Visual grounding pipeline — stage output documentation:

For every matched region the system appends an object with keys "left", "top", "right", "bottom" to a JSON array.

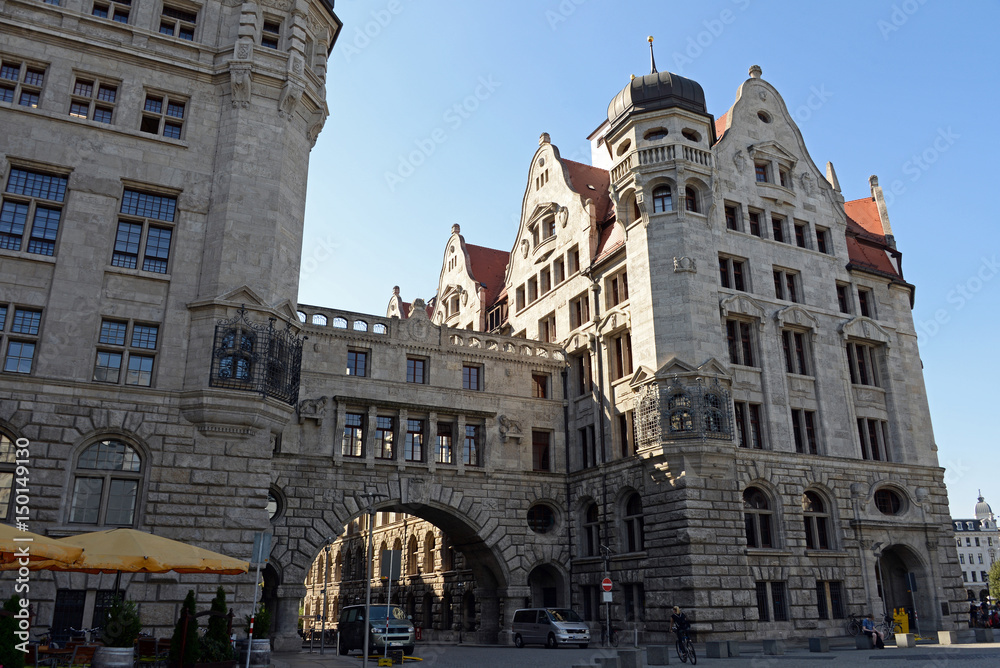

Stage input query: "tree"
[
  {"left": 100, "top": 596, "right": 143, "bottom": 647},
  {"left": 200, "top": 587, "right": 234, "bottom": 662},
  {"left": 989, "top": 560, "right": 1000, "bottom": 603},
  {"left": 169, "top": 590, "right": 200, "bottom": 666}
]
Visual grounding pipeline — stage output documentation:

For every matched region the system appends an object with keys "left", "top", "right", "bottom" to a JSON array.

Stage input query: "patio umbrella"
[{"left": 0, "top": 524, "right": 83, "bottom": 567}]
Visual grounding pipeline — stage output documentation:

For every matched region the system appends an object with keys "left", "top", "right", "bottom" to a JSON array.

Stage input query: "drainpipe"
[{"left": 562, "top": 368, "right": 573, "bottom": 604}]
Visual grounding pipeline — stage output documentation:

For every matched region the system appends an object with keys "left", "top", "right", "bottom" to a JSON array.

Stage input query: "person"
[
  {"left": 861, "top": 613, "right": 884, "bottom": 649},
  {"left": 670, "top": 606, "right": 691, "bottom": 653}
]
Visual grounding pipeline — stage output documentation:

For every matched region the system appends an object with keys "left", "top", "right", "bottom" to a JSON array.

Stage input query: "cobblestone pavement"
[{"left": 275, "top": 640, "right": 1000, "bottom": 668}]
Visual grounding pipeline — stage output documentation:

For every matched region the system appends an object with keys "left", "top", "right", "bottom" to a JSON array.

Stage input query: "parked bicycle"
[
  {"left": 875, "top": 614, "right": 901, "bottom": 642},
  {"left": 69, "top": 626, "right": 102, "bottom": 643},
  {"left": 845, "top": 612, "right": 864, "bottom": 636},
  {"left": 600, "top": 624, "right": 620, "bottom": 647},
  {"left": 672, "top": 625, "right": 697, "bottom": 665}
]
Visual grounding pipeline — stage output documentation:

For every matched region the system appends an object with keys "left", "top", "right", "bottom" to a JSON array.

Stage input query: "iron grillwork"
[
  {"left": 635, "top": 378, "right": 732, "bottom": 448},
  {"left": 209, "top": 307, "right": 303, "bottom": 405}
]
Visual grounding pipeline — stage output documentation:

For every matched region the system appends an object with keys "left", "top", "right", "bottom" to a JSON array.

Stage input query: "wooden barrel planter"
[
  {"left": 236, "top": 639, "right": 271, "bottom": 668},
  {"left": 93, "top": 646, "right": 137, "bottom": 668}
]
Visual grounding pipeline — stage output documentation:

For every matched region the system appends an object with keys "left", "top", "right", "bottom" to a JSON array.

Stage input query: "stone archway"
[
  {"left": 527, "top": 564, "right": 564, "bottom": 608},
  {"left": 876, "top": 544, "right": 930, "bottom": 633}
]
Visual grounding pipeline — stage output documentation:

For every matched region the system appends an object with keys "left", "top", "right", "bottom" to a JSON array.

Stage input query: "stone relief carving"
[
  {"left": 720, "top": 294, "right": 766, "bottom": 328},
  {"left": 307, "top": 112, "right": 326, "bottom": 148},
  {"left": 673, "top": 256, "right": 696, "bottom": 273},
  {"left": 520, "top": 239, "right": 529, "bottom": 258},
  {"left": 732, "top": 149, "right": 746, "bottom": 173},
  {"left": 292, "top": 56, "right": 303, "bottom": 75},
  {"left": 840, "top": 316, "right": 891, "bottom": 344},
  {"left": 461, "top": 290, "right": 468, "bottom": 306},
  {"left": 298, "top": 396, "right": 327, "bottom": 425},
  {"left": 278, "top": 81, "right": 304, "bottom": 119},
  {"left": 236, "top": 41, "right": 252, "bottom": 60},
  {"left": 230, "top": 63, "right": 252, "bottom": 108},
  {"left": 556, "top": 205, "right": 569, "bottom": 228},
  {"left": 799, "top": 172, "right": 814, "bottom": 196},
  {"left": 498, "top": 414, "right": 523, "bottom": 442},
  {"left": 258, "top": 0, "right": 291, "bottom": 10}
]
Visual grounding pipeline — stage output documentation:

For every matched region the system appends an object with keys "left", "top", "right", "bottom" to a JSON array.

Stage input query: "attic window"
[
  {"left": 644, "top": 128, "right": 668, "bottom": 141},
  {"left": 757, "top": 111, "right": 772, "bottom": 123},
  {"left": 616, "top": 139, "right": 631, "bottom": 156},
  {"left": 681, "top": 129, "right": 700, "bottom": 143}
]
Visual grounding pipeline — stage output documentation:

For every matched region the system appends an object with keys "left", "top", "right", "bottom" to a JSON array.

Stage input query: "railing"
[{"left": 611, "top": 142, "right": 713, "bottom": 183}]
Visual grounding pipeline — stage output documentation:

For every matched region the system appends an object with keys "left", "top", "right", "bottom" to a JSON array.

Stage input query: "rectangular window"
[
  {"left": 857, "top": 417, "right": 890, "bottom": 461},
  {"left": 538, "top": 312, "right": 556, "bottom": 343},
  {"left": 462, "top": 364, "right": 481, "bottom": 390},
  {"left": 781, "top": 330, "right": 810, "bottom": 375},
  {"left": 160, "top": 5, "right": 197, "bottom": 40},
  {"left": 532, "top": 430, "right": 550, "bottom": 471},
  {"left": 515, "top": 285, "right": 525, "bottom": 311},
  {"left": 531, "top": 373, "right": 549, "bottom": 399},
  {"left": 779, "top": 169, "right": 790, "bottom": 188},
  {"left": 553, "top": 257, "right": 565, "bottom": 284},
  {"left": 570, "top": 293, "right": 590, "bottom": 330},
  {"left": 858, "top": 287, "right": 875, "bottom": 319},
  {"left": 1, "top": 167, "right": 68, "bottom": 256},
  {"left": 2, "top": 307, "right": 42, "bottom": 374},
  {"left": 836, "top": 283, "right": 852, "bottom": 314},
  {"left": 734, "top": 401, "right": 764, "bottom": 449},
  {"left": 342, "top": 413, "right": 363, "bottom": 457},
  {"left": 611, "top": 331, "right": 633, "bottom": 380},
  {"left": 374, "top": 416, "right": 394, "bottom": 459},
  {"left": 463, "top": 425, "right": 480, "bottom": 466},
  {"left": 346, "top": 349, "right": 368, "bottom": 377},
  {"left": 791, "top": 408, "right": 818, "bottom": 454},
  {"left": 93, "top": 0, "right": 131, "bottom": 24},
  {"left": 406, "top": 357, "right": 426, "bottom": 384},
  {"left": 140, "top": 92, "right": 186, "bottom": 139},
  {"left": 111, "top": 188, "right": 176, "bottom": 273},
  {"left": 726, "top": 320, "right": 756, "bottom": 368},
  {"left": 725, "top": 203, "right": 741, "bottom": 231},
  {"left": 69, "top": 75, "right": 119, "bottom": 124},
  {"left": 755, "top": 163, "right": 769, "bottom": 183},
  {"left": 846, "top": 341, "right": 879, "bottom": 386},
  {"left": 606, "top": 270, "right": 629, "bottom": 308},
  {"left": 719, "top": 256, "right": 748, "bottom": 291},
  {"left": 816, "top": 226, "right": 831, "bottom": 255},
  {"left": 261, "top": 19, "right": 281, "bottom": 49},
  {"left": 771, "top": 215, "right": 786, "bottom": 243},
  {"left": 437, "top": 422, "right": 453, "bottom": 464},
  {"left": 93, "top": 318, "right": 158, "bottom": 387},
  {"left": 573, "top": 351, "right": 591, "bottom": 396},
  {"left": 568, "top": 245, "right": 580, "bottom": 274},
  {"left": 816, "top": 581, "right": 845, "bottom": 620},
  {"left": 623, "top": 583, "right": 645, "bottom": 623},
  {"left": 0, "top": 60, "right": 46, "bottom": 108},
  {"left": 794, "top": 221, "right": 809, "bottom": 248},
  {"left": 527, "top": 277, "right": 538, "bottom": 303},
  {"left": 579, "top": 426, "right": 593, "bottom": 469},
  {"left": 618, "top": 411, "right": 633, "bottom": 457},
  {"left": 540, "top": 267, "right": 551, "bottom": 294},
  {"left": 771, "top": 582, "right": 789, "bottom": 622},
  {"left": 748, "top": 210, "right": 762, "bottom": 237},
  {"left": 404, "top": 419, "right": 424, "bottom": 461}
]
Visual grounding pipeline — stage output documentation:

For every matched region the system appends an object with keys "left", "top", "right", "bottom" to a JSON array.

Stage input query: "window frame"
[
  {"left": 857, "top": 287, "right": 876, "bottom": 319},
  {"left": 747, "top": 210, "right": 763, "bottom": 237},
  {"left": 406, "top": 356, "right": 427, "bottom": 384},
  {"left": 159, "top": 4, "right": 198, "bottom": 41},
  {"left": 623, "top": 492, "right": 644, "bottom": 552},
  {"left": 341, "top": 412, "right": 364, "bottom": 457},
  {"left": 743, "top": 486, "right": 775, "bottom": 549},
  {"left": 68, "top": 438, "right": 143, "bottom": 527},
  {"left": 374, "top": 415, "right": 394, "bottom": 460},
  {"left": 139, "top": 91, "right": 187, "bottom": 139},
  {"left": 69, "top": 74, "right": 119, "bottom": 124},
  {"left": 531, "top": 430, "right": 550, "bottom": 471},
  {"left": 771, "top": 215, "right": 786, "bottom": 243},
  {"left": 0, "top": 59, "right": 46, "bottom": 108},
  {"left": 815, "top": 226, "right": 831, "bottom": 255},
  {"left": 725, "top": 319, "right": 757, "bottom": 368},
  {"left": 569, "top": 292, "right": 590, "bottom": 330},
  {"left": 791, "top": 408, "right": 818, "bottom": 454},
  {"left": 605, "top": 269, "right": 629, "bottom": 308},
  {"left": 92, "top": 0, "right": 132, "bottom": 24},
  {"left": 846, "top": 340, "right": 880, "bottom": 387},
  {"left": 719, "top": 255, "right": 748, "bottom": 292},
  {"left": 652, "top": 185, "right": 672, "bottom": 213},
  {"left": 346, "top": 348, "right": 369, "bottom": 377},
  {"left": 781, "top": 329, "right": 810, "bottom": 376},
  {"left": 111, "top": 187, "right": 177, "bottom": 274},
  {"left": 0, "top": 432, "right": 16, "bottom": 522},
  {"left": 531, "top": 372, "right": 550, "bottom": 399},
  {"left": 462, "top": 363, "right": 482, "bottom": 390},
  {"left": 261, "top": 17, "right": 282, "bottom": 49},
  {"left": 610, "top": 330, "right": 633, "bottom": 381},
  {"left": 404, "top": 418, "right": 424, "bottom": 462},
  {"left": 2, "top": 306, "right": 43, "bottom": 374},
  {"left": 463, "top": 424, "right": 481, "bottom": 466},
  {"left": 1, "top": 166, "right": 68, "bottom": 257},
  {"left": 734, "top": 401, "right": 764, "bottom": 449},
  {"left": 93, "top": 318, "right": 159, "bottom": 387},
  {"left": 724, "top": 202, "right": 741, "bottom": 231},
  {"left": 857, "top": 417, "right": 891, "bottom": 461}
]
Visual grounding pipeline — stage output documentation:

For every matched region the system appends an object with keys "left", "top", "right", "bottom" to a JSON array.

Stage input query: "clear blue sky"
[{"left": 301, "top": 0, "right": 1000, "bottom": 519}]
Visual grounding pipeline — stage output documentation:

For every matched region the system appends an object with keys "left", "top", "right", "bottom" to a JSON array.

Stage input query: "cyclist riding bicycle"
[{"left": 670, "top": 606, "right": 691, "bottom": 647}]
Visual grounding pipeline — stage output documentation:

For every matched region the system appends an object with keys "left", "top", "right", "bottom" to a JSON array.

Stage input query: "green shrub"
[
  {"left": 0, "top": 595, "right": 26, "bottom": 668},
  {"left": 244, "top": 603, "right": 271, "bottom": 639},
  {"left": 200, "top": 587, "right": 233, "bottom": 662},
  {"left": 169, "top": 590, "right": 200, "bottom": 666},
  {"left": 100, "top": 596, "right": 143, "bottom": 647}
]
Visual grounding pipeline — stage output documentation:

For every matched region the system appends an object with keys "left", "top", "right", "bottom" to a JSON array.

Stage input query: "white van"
[{"left": 511, "top": 608, "right": 590, "bottom": 648}]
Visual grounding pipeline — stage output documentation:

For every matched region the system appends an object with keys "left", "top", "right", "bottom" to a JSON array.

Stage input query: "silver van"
[{"left": 511, "top": 608, "right": 590, "bottom": 648}]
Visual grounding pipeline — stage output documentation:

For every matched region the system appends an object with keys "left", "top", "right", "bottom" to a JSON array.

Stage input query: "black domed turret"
[{"left": 607, "top": 71, "right": 708, "bottom": 129}]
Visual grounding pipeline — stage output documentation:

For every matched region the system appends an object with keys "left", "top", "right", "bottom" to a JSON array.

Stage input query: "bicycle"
[
  {"left": 875, "top": 614, "right": 901, "bottom": 642},
  {"left": 845, "top": 612, "right": 863, "bottom": 636},
  {"left": 672, "top": 626, "right": 696, "bottom": 664},
  {"left": 69, "top": 626, "right": 102, "bottom": 643},
  {"left": 600, "top": 624, "right": 620, "bottom": 647}
]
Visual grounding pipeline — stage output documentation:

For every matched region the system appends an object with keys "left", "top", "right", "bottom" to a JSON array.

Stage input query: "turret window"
[
  {"left": 652, "top": 185, "right": 672, "bottom": 213},
  {"left": 684, "top": 186, "right": 698, "bottom": 213}
]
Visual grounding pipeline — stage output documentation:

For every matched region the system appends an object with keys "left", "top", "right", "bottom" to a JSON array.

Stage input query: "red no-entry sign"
[{"left": 602, "top": 577, "right": 613, "bottom": 592}]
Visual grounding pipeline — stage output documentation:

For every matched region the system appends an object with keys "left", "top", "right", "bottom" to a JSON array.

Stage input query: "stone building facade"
[
  {"left": 951, "top": 495, "right": 998, "bottom": 600},
  {"left": 0, "top": 0, "right": 965, "bottom": 649}
]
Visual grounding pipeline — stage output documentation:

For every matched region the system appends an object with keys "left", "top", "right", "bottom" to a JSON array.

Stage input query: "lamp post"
[
  {"left": 871, "top": 542, "right": 886, "bottom": 618},
  {"left": 359, "top": 492, "right": 387, "bottom": 668},
  {"left": 320, "top": 540, "right": 332, "bottom": 654}
]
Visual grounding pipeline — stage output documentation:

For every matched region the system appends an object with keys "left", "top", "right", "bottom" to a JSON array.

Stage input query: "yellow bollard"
[{"left": 894, "top": 607, "right": 909, "bottom": 634}]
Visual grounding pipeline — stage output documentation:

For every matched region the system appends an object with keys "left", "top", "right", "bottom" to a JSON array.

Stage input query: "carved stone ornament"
[
  {"left": 799, "top": 172, "right": 814, "bottom": 196},
  {"left": 461, "top": 290, "right": 468, "bottom": 306},
  {"left": 732, "top": 149, "right": 746, "bottom": 172},
  {"left": 229, "top": 63, "right": 252, "bottom": 108},
  {"left": 307, "top": 112, "right": 326, "bottom": 148},
  {"left": 278, "top": 81, "right": 304, "bottom": 119},
  {"left": 258, "top": 0, "right": 291, "bottom": 10},
  {"left": 556, "top": 205, "right": 569, "bottom": 228},
  {"left": 673, "top": 256, "right": 696, "bottom": 273},
  {"left": 293, "top": 56, "right": 304, "bottom": 75},
  {"left": 520, "top": 239, "right": 529, "bottom": 258},
  {"left": 775, "top": 305, "right": 819, "bottom": 334},
  {"left": 719, "top": 294, "right": 766, "bottom": 328},
  {"left": 236, "top": 41, "right": 252, "bottom": 60},
  {"left": 839, "top": 316, "right": 892, "bottom": 345},
  {"left": 297, "top": 396, "right": 328, "bottom": 425},
  {"left": 758, "top": 89, "right": 767, "bottom": 101},
  {"left": 498, "top": 414, "right": 523, "bottom": 442}
]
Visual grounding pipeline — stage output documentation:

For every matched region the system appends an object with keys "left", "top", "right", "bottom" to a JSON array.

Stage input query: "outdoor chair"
[
  {"left": 26, "top": 644, "right": 58, "bottom": 668},
  {"left": 136, "top": 637, "right": 168, "bottom": 668},
  {"left": 64, "top": 644, "right": 97, "bottom": 668}
]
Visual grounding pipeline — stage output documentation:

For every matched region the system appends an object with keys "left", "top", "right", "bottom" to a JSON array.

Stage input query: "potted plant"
[
  {"left": 169, "top": 590, "right": 200, "bottom": 668},
  {"left": 238, "top": 604, "right": 271, "bottom": 668},
  {"left": 199, "top": 587, "right": 236, "bottom": 668},
  {"left": 93, "top": 596, "right": 143, "bottom": 668},
  {"left": 0, "top": 595, "right": 26, "bottom": 668}
]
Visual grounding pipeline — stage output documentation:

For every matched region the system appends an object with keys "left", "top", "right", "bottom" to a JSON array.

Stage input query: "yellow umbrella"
[
  {"left": 50, "top": 528, "right": 249, "bottom": 574},
  {"left": 0, "top": 523, "right": 83, "bottom": 567}
]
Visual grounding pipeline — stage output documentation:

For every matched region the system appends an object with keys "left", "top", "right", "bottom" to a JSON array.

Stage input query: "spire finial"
[{"left": 648, "top": 36, "right": 657, "bottom": 74}]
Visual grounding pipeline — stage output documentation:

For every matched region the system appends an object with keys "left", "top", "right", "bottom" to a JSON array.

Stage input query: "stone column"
[
  {"left": 476, "top": 587, "right": 500, "bottom": 644},
  {"left": 500, "top": 586, "right": 531, "bottom": 645},
  {"left": 272, "top": 583, "right": 307, "bottom": 651}
]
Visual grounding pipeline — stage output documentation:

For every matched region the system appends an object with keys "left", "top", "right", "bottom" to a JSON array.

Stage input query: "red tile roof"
[
  {"left": 714, "top": 111, "right": 729, "bottom": 145},
  {"left": 399, "top": 299, "right": 434, "bottom": 319},
  {"left": 593, "top": 220, "right": 625, "bottom": 265},
  {"left": 842, "top": 197, "right": 903, "bottom": 281},
  {"left": 844, "top": 197, "right": 885, "bottom": 237},
  {"left": 563, "top": 159, "right": 613, "bottom": 221},
  {"left": 465, "top": 243, "right": 510, "bottom": 309}
]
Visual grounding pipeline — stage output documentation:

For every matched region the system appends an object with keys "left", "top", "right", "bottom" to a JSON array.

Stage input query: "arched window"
[
  {"left": 332, "top": 317, "right": 348, "bottom": 329},
  {"left": 311, "top": 314, "right": 327, "bottom": 326},
  {"left": 378, "top": 541, "right": 388, "bottom": 578},
  {"left": 440, "top": 534, "right": 454, "bottom": 571},
  {"left": 218, "top": 328, "right": 255, "bottom": 381},
  {"left": 623, "top": 493, "right": 644, "bottom": 552},
  {"left": 0, "top": 432, "right": 15, "bottom": 521},
  {"left": 69, "top": 438, "right": 142, "bottom": 526},
  {"left": 703, "top": 393, "right": 725, "bottom": 433},
  {"left": 743, "top": 487, "right": 774, "bottom": 548},
  {"left": 668, "top": 392, "right": 693, "bottom": 433},
  {"left": 335, "top": 551, "right": 343, "bottom": 581},
  {"left": 802, "top": 491, "right": 831, "bottom": 550},
  {"left": 407, "top": 535, "right": 418, "bottom": 574},
  {"left": 652, "top": 185, "right": 672, "bottom": 213},
  {"left": 424, "top": 531, "right": 436, "bottom": 573},
  {"left": 583, "top": 502, "right": 600, "bottom": 557},
  {"left": 685, "top": 186, "right": 698, "bottom": 213}
]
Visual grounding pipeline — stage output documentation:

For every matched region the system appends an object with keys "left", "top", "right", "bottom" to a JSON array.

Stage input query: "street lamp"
[
  {"left": 871, "top": 542, "right": 886, "bottom": 618},
  {"left": 319, "top": 539, "right": 332, "bottom": 654}
]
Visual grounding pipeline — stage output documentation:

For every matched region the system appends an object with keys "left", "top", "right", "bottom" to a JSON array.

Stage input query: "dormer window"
[{"left": 755, "top": 163, "right": 770, "bottom": 183}]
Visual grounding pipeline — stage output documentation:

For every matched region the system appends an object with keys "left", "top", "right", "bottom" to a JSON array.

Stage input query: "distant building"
[{"left": 952, "top": 494, "right": 998, "bottom": 600}]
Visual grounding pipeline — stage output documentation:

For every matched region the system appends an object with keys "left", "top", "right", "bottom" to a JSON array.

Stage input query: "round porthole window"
[
  {"left": 527, "top": 504, "right": 556, "bottom": 534},
  {"left": 681, "top": 128, "right": 701, "bottom": 143},
  {"left": 616, "top": 139, "right": 632, "bottom": 156},
  {"left": 267, "top": 486, "right": 285, "bottom": 522},
  {"left": 757, "top": 111, "right": 772, "bottom": 123},
  {"left": 874, "top": 489, "right": 903, "bottom": 515},
  {"left": 644, "top": 127, "right": 668, "bottom": 141}
]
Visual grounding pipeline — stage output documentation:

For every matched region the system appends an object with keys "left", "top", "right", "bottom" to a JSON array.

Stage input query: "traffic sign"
[{"left": 602, "top": 577, "right": 612, "bottom": 592}]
